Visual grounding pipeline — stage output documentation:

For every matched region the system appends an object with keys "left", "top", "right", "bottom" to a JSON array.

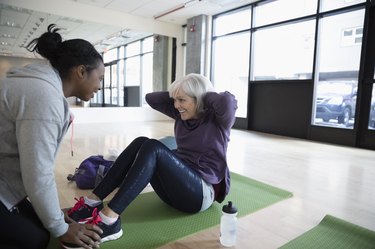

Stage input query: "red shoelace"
[
  {"left": 85, "top": 208, "right": 102, "bottom": 225},
  {"left": 68, "top": 197, "right": 87, "bottom": 215}
]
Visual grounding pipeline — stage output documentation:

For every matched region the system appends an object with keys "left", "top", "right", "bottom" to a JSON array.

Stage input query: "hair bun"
[{"left": 26, "top": 24, "right": 63, "bottom": 60}]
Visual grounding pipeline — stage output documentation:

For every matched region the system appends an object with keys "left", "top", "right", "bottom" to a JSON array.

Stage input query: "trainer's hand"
[
  {"left": 62, "top": 208, "right": 75, "bottom": 223},
  {"left": 59, "top": 222, "right": 103, "bottom": 249}
]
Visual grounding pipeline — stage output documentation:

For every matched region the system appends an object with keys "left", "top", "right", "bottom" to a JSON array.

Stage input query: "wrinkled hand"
[{"left": 59, "top": 222, "right": 103, "bottom": 249}]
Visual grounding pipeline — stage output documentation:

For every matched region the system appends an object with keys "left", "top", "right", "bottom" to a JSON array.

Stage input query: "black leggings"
[
  {"left": 93, "top": 137, "right": 203, "bottom": 214},
  {"left": 0, "top": 199, "right": 50, "bottom": 249}
]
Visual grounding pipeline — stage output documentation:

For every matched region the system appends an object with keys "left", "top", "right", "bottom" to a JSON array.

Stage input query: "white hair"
[{"left": 169, "top": 73, "right": 215, "bottom": 114}]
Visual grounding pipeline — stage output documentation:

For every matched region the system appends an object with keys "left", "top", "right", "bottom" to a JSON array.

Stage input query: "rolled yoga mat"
[{"left": 279, "top": 214, "right": 375, "bottom": 249}]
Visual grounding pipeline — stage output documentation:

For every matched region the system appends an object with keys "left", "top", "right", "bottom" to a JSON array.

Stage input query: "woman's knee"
[
  {"left": 133, "top": 136, "right": 149, "bottom": 143},
  {"left": 141, "top": 138, "right": 165, "bottom": 152},
  {"left": 123, "top": 136, "right": 149, "bottom": 151},
  {"left": 27, "top": 232, "right": 50, "bottom": 249}
]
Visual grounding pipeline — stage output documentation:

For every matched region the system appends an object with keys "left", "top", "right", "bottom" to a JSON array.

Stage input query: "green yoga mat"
[
  {"left": 49, "top": 172, "right": 292, "bottom": 249},
  {"left": 279, "top": 215, "right": 375, "bottom": 249}
]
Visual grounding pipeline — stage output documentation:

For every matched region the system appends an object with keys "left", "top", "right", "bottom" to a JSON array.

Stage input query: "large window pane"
[
  {"left": 252, "top": 20, "right": 315, "bottom": 80},
  {"left": 213, "top": 7, "right": 251, "bottom": 36},
  {"left": 93, "top": 37, "right": 153, "bottom": 107},
  {"left": 212, "top": 32, "right": 250, "bottom": 118},
  {"left": 321, "top": 0, "right": 365, "bottom": 12},
  {"left": 142, "top": 53, "right": 153, "bottom": 106},
  {"left": 103, "top": 48, "right": 117, "bottom": 63},
  {"left": 118, "top": 60, "right": 125, "bottom": 106},
  {"left": 254, "top": 0, "right": 317, "bottom": 27},
  {"left": 126, "top": 41, "right": 140, "bottom": 57},
  {"left": 125, "top": 57, "right": 140, "bottom": 86},
  {"left": 111, "top": 64, "right": 118, "bottom": 106},
  {"left": 312, "top": 9, "right": 365, "bottom": 128},
  {"left": 142, "top": 37, "right": 153, "bottom": 53},
  {"left": 104, "top": 89, "right": 111, "bottom": 105},
  {"left": 104, "top": 66, "right": 111, "bottom": 88},
  {"left": 119, "top": 46, "right": 125, "bottom": 60},
  {"left": 102, "top": 64, "right": 118, "bottom": 106}
]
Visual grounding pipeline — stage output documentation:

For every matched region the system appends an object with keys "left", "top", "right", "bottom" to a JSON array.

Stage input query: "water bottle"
[{"left": 220, "top": 201, "right": 238, "bottom": 247}]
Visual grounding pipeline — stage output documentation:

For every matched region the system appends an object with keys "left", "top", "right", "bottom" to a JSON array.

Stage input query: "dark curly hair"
[{"left": 26, "top": 24, "right": 103, "bottom": 79}]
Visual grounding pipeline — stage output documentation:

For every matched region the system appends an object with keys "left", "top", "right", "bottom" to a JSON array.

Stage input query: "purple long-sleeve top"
[{"left": 145, "top": 91, "right": 237, "bottom": 203}]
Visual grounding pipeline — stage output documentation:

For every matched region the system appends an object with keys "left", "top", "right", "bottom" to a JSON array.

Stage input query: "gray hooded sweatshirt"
[{"left": 0, "top": 62, "right": 70, "bottom": 237}]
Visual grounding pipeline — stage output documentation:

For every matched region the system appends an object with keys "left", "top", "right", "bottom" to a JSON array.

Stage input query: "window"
[
  {"left": 211, "top": 0, "right": 367, "bottom": 132},
  {"left": 123, "top": 38, "right": 154, "bottom": 106},
  {"left": 103, "top": 48, "right": 117, "bottom": 63},
  {"left": 110, "top": 63, "right": 119, "bottom": 106},
  {"left": 142, "top": 53, "right": 153, "bottom": 105},
  {"left": 213, "top": 8, "right": 251, "bottom": 36},
  {"left": 90, "top": 37, "right": 153, "bottom": 107},
  {"left": 320, "top": 0, "right": 365, "bottom": 12},
  {"left": 119, "top": 46, "right": 125, "bottom": 59},
  {"left": 118, "top": 60, "right": 125, "bottom": 106},
  {"left": 104, "top": 64, "right": 116, "bottom": 105},
  {"left": 254, "top": 0, "right": 317, "bottom": 27},
  {"left": 252, "top": 20, "right": 315, "bottom": 80},
  {"left": 312, "top": 9, "right": 365, "bottom": 128},
  {"left": 126, "top": 41, "right": 140, "bottom": 57},
  {"left": 212, "top": 32, "right": 250, "bottom": 118},
  {"left": 141, "top": 37, "right": 154, "bottom": 105},
  {"left": 212, "top": 7, "right": 251, "bottom": 118},
  {"left": 125, "top": 56, "right": 140, "bottom": 86},
  {"left": 142, "top": 36, "right": 153, "bottom": 53}
]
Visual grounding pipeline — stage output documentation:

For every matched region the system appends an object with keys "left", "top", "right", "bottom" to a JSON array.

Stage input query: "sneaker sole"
[{"left": 101, "top": 228, "right": 123, "bottom": 242}]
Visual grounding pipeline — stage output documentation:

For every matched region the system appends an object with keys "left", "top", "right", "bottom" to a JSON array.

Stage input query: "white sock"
[
  {"left": 99, "top": 211, "right": 118, "bottom": 225},
  {"left": 84, "top": 196, "right": 102, "bottom": 207}
]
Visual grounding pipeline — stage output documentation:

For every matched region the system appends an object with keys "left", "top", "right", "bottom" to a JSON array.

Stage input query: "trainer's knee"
[{"left": 20, "top": 230, "right": 50, "bottom": 249}]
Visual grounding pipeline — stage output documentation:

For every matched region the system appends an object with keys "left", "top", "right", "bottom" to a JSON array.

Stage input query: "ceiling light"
[
  {"left": 0, "top": 41, "right": 11, "bottom": 46},
  {"left": 0, "top": 21, "right": 22, "bottom": 28},
  {"left": 1, "top": 34, "right": 16, "bottom": 38}
]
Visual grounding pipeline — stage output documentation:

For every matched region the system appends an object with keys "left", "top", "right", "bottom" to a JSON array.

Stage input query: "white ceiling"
[{"left": 0, "top": 0, "right": 255, "bottom": 58}]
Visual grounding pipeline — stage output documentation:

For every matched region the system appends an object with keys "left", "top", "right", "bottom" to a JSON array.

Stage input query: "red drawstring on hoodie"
[{"left": 69, "top": 113, "right": 74, "bottom": 156}]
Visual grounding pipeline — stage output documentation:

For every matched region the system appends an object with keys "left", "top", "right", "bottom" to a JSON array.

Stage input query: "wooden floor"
[{"left": 55, "top": 120, "right": 375, "bottom": 249}]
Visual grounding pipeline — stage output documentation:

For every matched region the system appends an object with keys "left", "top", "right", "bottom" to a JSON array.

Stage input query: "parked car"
[{"left": 315, "top": 81, "right": 357, "bottom": 126}]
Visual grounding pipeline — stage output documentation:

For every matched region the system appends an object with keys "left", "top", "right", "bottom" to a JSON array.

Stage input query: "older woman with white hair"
[{"left": 65, "top": 73, "right": 237, "bottom": 248}]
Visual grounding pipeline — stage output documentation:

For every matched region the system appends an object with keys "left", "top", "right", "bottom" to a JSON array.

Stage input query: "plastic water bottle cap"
[{"left": 222, "top": 201, "right": 238, "bottom": 214}]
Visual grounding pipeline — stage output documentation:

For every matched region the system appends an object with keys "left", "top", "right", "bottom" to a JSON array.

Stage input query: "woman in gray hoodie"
[{"left": 0, "top": 24, "right": 103, "bottom": 249}]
